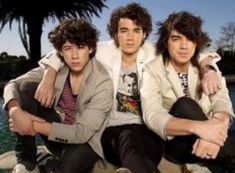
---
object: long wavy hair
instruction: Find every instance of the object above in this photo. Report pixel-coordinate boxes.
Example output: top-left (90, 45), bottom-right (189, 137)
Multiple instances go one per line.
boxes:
top-left (156, 11), bottom-right (211, 66)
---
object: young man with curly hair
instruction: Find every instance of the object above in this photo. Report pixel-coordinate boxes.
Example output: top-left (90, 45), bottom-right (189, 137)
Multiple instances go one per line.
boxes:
top-left (3, 19), bottom-right (113, 173)
top-left (141, 11), bottom-right (235, 173)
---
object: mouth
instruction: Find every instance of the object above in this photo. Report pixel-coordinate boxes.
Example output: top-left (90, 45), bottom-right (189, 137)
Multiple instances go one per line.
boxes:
top-left (178, 52), bottom-right (188, 57)
top-left (71, 62), bottom-right (81, 66)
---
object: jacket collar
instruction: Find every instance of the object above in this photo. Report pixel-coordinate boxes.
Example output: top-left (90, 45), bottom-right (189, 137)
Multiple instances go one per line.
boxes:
top-left (54, 60), bottom-right (93, 106)
top-left (164, 59), bottom-right (200, 99)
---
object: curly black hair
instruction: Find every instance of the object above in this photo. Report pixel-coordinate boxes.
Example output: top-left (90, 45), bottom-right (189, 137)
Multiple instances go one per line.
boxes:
top-left (108, 2), bottom-right (152, 47)
top-left (156, 11), bottom-right (211, 66)
top-left (48, 18), bottom-right (99, 59)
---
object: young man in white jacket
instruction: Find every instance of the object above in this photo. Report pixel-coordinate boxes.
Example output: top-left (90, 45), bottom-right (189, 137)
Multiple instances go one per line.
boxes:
top-left (141, 11), bottom-right (235, 173)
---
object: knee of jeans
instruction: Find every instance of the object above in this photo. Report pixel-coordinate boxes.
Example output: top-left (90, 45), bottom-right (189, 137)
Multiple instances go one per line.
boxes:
top-left (117, 130), bottom-right (137, 148)
top-left (19, 81), bottom-right (39, 97)
top-left (175, 97), bottom-right (195, 107)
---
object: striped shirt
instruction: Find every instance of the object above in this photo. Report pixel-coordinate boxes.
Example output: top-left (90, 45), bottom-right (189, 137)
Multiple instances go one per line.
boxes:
top-left (58, 74), bottom-right (77, 124)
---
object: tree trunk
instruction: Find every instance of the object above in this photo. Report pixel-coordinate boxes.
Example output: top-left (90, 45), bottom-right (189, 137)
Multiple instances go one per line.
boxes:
top-left (26, 16), bottom-right (43, 68)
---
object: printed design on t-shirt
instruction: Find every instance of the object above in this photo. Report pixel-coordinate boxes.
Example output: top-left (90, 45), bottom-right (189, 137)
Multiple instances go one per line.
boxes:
top-left (116, 72), bottom-right (142, 116)
top-left (177, 72), bottom-right (190, 97)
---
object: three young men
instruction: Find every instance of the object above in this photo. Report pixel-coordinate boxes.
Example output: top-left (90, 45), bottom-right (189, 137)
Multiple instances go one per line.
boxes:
top-left (4, 3), bottom-right (225, 173)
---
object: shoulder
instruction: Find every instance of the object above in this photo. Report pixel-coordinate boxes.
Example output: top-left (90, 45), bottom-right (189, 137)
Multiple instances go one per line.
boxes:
top-left (96, 40), bottom-right (120, 65)
top-left (96, 40), bottom-right (119, 56)
top-left (91, 58), bottom-right (110, 78)
top-left (142, 41), bottom-right (155, 52)
top-left (145, 54), bottom-right (164, 72)
top-left (139, 41), bottom-right (157, 63)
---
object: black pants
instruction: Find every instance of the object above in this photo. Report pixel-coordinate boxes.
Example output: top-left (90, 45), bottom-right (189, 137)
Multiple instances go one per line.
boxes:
top-left (15, 81), bottom-right (99, 173)
top-left (101, 124), bottom-right (163, 173)
top-left (165, 97), bottom-right (235, 173)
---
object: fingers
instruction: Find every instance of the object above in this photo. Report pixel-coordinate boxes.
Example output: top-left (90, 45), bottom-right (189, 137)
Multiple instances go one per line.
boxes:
top-left (34, 89), bottom-right (55, 108)
top-left (201, 71), bottom-right (222, 95)
top-left (192, 139), bottom-right (199, 154)
top-left (9, 118), bottom-right (15, 132)
top-left (202, 81), bottom-right (220, 95)
top-left (45, 94), bottom-right (55, 108)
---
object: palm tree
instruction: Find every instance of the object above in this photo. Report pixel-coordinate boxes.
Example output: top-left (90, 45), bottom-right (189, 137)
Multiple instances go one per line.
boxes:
top-left (0, 0), bottom-right (107, 67)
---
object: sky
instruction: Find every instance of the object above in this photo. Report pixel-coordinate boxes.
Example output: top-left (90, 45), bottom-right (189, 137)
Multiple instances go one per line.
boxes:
top-left (0, 0), bottom-right (235, 57)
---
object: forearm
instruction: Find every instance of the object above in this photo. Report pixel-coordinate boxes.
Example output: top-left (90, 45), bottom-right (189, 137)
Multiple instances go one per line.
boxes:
top-left (33, 121), bottom-right (51, 136)
top-left (213, 112), bottom-right (231, 126)
top-left (164, 117), bottom-right (197, 136)
top-left (43, 66), bottom-right (57, 84)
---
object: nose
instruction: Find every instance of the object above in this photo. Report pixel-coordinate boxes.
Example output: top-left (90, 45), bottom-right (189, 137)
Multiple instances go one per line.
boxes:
top-left (180, 39), bottom-right (188, 49)
top-left (127, 31), bottom-right (134, 39)
top-left (72, 47), bottom-right (79, 59)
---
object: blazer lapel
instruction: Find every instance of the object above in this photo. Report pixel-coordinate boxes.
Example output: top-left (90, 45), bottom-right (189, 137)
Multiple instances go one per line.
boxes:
top-left (75, 60), bottom-right (92, 112)
top-left (54, 66), bottom-right (69, 106)
top-left (166, 63), bottom-right (184, 98)
top-left (188, 65), bottom-right (200, 99)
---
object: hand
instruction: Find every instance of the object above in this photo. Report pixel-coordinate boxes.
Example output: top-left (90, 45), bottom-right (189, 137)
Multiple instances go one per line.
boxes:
top-left (9, 107), bottom-right (45, 136)
top-left (201, 70), bottom-right (221, 95)
top-left (34, 79), bottom-right (55, 108)
top-left (192, 138), bottom-right (220, 159)
top-left (195, 118), bottom-right (228, 146)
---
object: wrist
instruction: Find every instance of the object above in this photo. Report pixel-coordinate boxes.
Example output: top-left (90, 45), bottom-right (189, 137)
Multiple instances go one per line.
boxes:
top-left (213, 112), bottom-right (231, 126)
top-left (204, 65), bottom-right (217, 73)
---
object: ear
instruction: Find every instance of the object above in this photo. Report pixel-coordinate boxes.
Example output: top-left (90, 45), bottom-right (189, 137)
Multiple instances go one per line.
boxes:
top-left (89, 49), bottom-right (93, 54)
top-left (58, 51), bottom-right (63, 57)
top-left (143, 33), bottom-right (146, 40)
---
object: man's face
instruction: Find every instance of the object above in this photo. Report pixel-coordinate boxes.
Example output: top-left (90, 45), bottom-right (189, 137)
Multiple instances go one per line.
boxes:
top-left (60, 41), bottom-right (90, 74)
top-left (167, 29), bottom-right (196, 71)
top-left (116, 18), bottom-right (145, 56)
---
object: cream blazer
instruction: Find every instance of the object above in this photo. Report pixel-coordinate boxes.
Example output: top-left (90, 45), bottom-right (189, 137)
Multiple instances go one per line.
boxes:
top-left (4, 59), bottom-right (113, 158)
top-left (140, 55), bottom-right (234, 140)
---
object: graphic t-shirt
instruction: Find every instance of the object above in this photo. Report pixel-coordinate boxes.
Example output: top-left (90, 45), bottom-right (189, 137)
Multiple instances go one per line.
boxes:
top-left (109, 64), bottom-right (143, 126)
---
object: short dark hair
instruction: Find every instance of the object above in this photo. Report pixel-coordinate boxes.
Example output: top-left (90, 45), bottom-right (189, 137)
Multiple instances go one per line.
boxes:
top-left (48, 18), bottom-right (99, 59)
top-left (108, 3), bottom-right (152, 46)
top-left (156, 11), bottom-right (211, 66)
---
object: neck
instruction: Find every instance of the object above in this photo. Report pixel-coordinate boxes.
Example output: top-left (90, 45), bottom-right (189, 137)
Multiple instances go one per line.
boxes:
top-left (121, 52), bottom-right (138, 69)
top-left (69, 71), bottom-right (84, 95)
top-left (170, 61), bottom-right (189, 73)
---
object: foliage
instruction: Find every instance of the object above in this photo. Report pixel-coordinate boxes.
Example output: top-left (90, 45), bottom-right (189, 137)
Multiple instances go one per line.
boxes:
top-left (0, 52), bottom-right (31, 79)
top-left (217, 50), bottom-right (235, 75)
top-left (216, 21), bottom-right (235, 52)
top-left (0, 0), bottom-right (108, 66)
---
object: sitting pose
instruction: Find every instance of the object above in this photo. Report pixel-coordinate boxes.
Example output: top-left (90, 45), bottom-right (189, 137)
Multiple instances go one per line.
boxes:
top-left (3, 19), bottom-right (113, 173)
top-left (141, 11), bottom-right (235, 173)
top-left (36, 4), bottom-right (223, 173)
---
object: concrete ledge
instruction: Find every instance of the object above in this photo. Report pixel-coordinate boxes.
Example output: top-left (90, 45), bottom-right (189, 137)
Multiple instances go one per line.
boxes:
top-left (0, 149), bottom-right (182, 173)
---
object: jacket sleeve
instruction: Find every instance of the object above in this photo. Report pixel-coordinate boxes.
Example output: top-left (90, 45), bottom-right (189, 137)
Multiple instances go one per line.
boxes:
top-left (48, 74), bottom-right (113, 144)
top-left (3, 67), bottom-right (44, 109)
top-left (38, 50), bottom-right (64, 71)
top-left (140, 66), bottom-right (172, 140)
top-left (198, 49), bottom-right (221, 65)
top-left (210, 74), bottom-right (234, 118)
